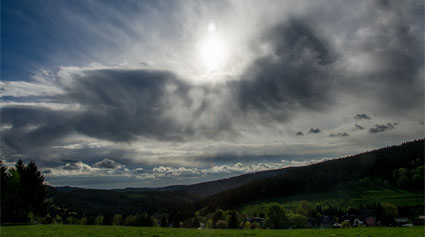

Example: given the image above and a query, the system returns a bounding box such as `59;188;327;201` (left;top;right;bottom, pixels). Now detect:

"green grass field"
1;225;424;237
242;187;424;216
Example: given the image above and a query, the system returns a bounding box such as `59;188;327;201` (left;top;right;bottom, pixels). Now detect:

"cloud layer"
1;0;423;188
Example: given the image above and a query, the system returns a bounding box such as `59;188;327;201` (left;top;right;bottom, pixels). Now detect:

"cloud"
92;159;124;169
233;17;336;121
308;128;321;134
329;132;349;137
42;157;334;187
369;123;398;134
296;131;304;136
354;124;364;130
354;114;371;120
62;160;93;171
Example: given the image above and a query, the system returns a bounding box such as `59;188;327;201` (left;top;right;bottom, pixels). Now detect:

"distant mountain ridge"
54;166;294;197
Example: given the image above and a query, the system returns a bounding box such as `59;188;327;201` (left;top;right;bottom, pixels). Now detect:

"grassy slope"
242;187;424;215
1;225;424;237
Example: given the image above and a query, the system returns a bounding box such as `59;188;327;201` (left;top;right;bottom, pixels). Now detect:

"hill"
46;164;292;224
194;139;424;210
116;166;293;197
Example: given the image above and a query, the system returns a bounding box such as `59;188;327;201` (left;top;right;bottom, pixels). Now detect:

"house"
359;210;376;220
364;216;376;227
359;210;376;227
320;215;338;228
307;218;318;228
352;218;364;227
412;216;425;226
332;223;342;228
341;214;356;225
395;217;409;226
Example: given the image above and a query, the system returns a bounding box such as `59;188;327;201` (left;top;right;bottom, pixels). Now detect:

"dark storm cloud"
232;18;337;121
308;128;321;134
369;123;397;134
354;114;371;120
1;69;196;152
343;0;424;112
329;132;349;137
354;124;365;130
66;69;193;142
296;131;304;136
1;106;75;153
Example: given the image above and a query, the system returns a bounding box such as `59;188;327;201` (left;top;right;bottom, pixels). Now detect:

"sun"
200;22;228;71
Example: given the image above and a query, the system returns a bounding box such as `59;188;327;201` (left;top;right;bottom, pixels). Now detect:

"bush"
93;214;104;225
39;213;53;224
243;221;251;229
288;213;308;228
381;203;398;219
216;220;227;229
212;210;224;228
341;221;351;228
251;222;261;229
112;214;122;225
296;201;312;217
192;216;200;228
53;215;63;224
206;219;213;228
226;210;240;229
266;203;289;229
181;219;193;228
66;216;79;225
123;215;138;226
80;216;87;225
397;175;410;188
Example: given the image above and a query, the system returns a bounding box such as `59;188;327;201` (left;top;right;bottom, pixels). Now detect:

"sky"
1;0;424;189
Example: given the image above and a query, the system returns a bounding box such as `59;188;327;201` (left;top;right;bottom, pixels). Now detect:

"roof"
395;217;408;223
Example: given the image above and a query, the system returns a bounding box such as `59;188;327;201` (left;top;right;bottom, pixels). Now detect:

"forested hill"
117;166;293;197
194;139;425;210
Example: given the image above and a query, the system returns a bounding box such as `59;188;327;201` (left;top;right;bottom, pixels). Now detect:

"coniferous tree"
1;160;47;223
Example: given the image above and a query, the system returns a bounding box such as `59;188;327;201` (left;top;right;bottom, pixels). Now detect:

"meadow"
242;187;424;216
1;225;424;237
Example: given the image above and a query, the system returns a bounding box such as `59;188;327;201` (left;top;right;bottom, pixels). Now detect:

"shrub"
226;210;240;229
216;220;227;229
112;214;122;225
192;216;200;228
288;213;308;228
206;219;213;228
341;221;351;228
243;221;251;229
80;216;87;225
266;203;289;229
53;215;63;224
251;222;261;229
66;216;79;225
123;215;138;226
93;214;104;225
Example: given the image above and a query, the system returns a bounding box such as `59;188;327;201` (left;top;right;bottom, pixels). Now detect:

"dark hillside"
195;139;424;210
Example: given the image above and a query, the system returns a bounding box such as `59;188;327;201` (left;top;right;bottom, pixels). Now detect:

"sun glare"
200;22;228;71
